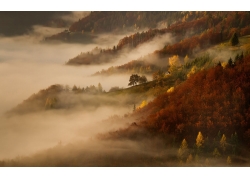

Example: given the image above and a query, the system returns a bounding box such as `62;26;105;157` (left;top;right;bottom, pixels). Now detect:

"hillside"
45;11;184;42
2;11;250;167
66;11;250;66
2;53;250;167
0;12;71;36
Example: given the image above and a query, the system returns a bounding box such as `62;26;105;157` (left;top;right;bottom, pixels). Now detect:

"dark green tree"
138;75;148;84
128;74;140;86
230;32;239;46
227;57;233;68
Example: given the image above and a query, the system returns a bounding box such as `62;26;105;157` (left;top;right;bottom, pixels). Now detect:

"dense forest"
1;11;250;167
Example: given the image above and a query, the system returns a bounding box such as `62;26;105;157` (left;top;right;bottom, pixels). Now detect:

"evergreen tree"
227;57;233;68
213;148;221;158
231;132;238;155
230;32;239;46
98;83;103;93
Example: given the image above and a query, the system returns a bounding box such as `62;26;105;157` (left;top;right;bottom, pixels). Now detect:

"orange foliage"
136;55;250;148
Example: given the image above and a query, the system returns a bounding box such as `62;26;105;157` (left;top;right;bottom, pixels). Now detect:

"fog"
60;12;91;24
0;32;134;113
105;33;175;67
0;21;173;162
0;106;133;160
0;26;177;165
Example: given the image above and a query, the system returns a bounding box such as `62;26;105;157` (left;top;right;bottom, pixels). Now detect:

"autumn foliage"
136;54;250;151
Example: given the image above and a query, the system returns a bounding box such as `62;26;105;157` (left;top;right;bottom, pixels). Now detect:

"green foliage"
184;53;211;69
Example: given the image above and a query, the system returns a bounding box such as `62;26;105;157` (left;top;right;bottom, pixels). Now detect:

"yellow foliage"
184;55;190;64
169;55;181;67
167;87;175;93
227;156;232;165
137;100;147;109
222;62;227;69
187;66;197;78
196;131;204;149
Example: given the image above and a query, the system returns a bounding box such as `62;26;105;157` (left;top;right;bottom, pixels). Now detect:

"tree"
227;156;232;165
230;32;239;46
230;132;238;155
45;97;58;109
220;134;227;153
169;55;181;73
128;74;140;86
152;70;165;81
196;131;204;150
213;148;221;158
72;85;78;92
138;75;148;84
98;83;103;93
227;57;233;68
178;139;189;161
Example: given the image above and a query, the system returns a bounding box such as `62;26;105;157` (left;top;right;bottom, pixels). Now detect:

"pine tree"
213;148;221;158
227;57;233;68
98;83;103;93
230;32;239;46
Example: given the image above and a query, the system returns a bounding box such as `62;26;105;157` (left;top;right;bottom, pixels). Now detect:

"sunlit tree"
196;131;204;150
220;134;227;153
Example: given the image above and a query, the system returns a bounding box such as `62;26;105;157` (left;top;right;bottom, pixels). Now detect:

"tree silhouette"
230;32;239;46
138;75;148;84
98;83;103;93
128;74;140;86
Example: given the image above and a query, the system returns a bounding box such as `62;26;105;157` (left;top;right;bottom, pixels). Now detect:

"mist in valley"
1;14;246;167
0;24;172;165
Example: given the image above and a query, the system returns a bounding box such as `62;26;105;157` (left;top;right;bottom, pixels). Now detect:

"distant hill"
66;12;250;66
0;12;71;36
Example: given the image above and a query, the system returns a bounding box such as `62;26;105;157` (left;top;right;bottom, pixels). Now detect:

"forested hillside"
1;11;250;167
